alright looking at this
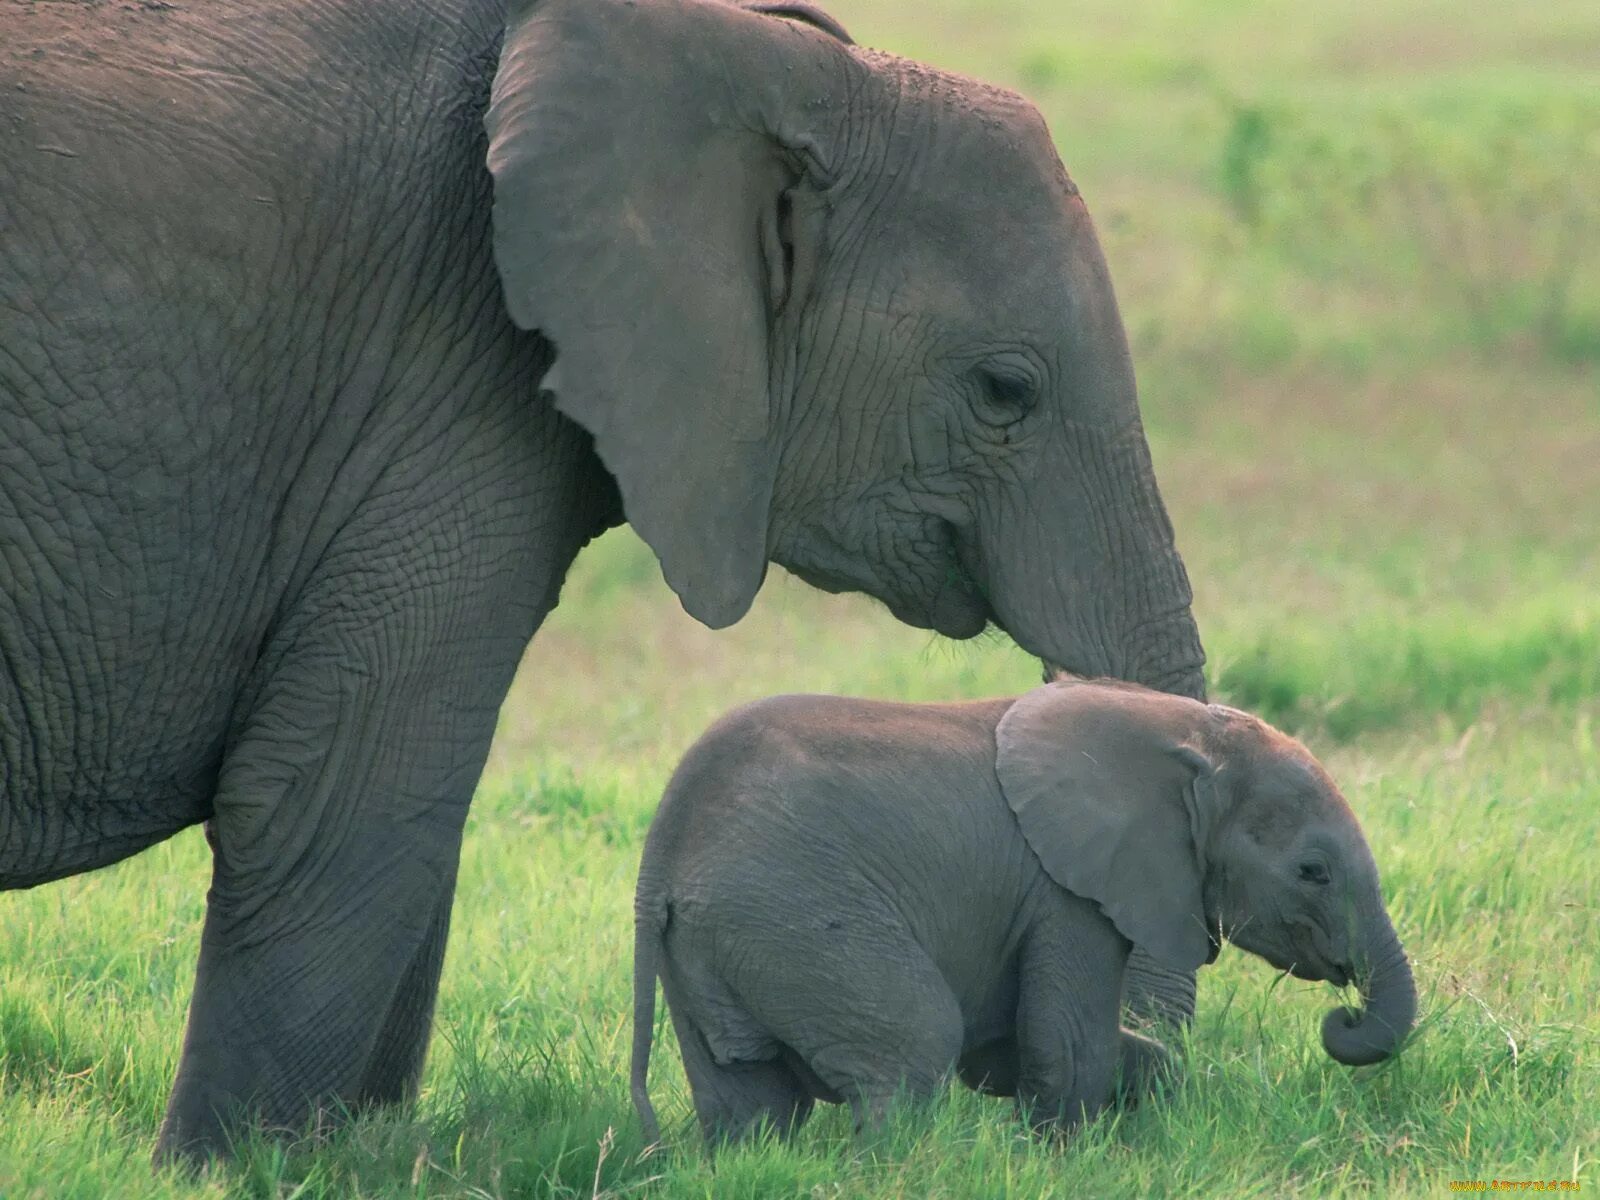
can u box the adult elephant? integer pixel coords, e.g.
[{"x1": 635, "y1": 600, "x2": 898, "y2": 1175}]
[{"x1": 0, "y1": 0, "x2": 1206, "y2": 1164}]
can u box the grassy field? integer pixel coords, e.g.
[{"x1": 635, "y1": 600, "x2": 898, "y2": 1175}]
[{"x1": 4, "y1": 0, "x2": 1598, "y2": 1195}]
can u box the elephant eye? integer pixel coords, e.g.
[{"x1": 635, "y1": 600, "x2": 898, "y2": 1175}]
[
  {"x1": 1297, "y1": 861, "x2": 1331, "y2": 886},
  {"x1": 974, "y1": 366, "x2": 1038, "y2": 424}
]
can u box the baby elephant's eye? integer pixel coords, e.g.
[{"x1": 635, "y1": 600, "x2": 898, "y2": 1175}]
[
  {"x1": 983, "y1": 370, "x2": 1035, "y2": 412},
  {"x1": 973, "y1": 363, "x2": 1040, "y2": 425},
  {"x1": 1298, "y1": 861, "x2": 1331, "y2": 885}
]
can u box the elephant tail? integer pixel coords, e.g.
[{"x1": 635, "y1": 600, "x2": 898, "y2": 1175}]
[{"x1": 631, "y1": 888, "x2": 667, "y2": 1146}]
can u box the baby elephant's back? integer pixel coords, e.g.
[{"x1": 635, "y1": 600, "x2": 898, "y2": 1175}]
[{"x1": 640, "y1": 693, "x2": 1033, "y2": 933}]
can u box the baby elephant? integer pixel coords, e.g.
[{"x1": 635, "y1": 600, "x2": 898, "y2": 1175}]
[{"x1": 630, "y1": 679, "x2": 1415, "y2": 1145}]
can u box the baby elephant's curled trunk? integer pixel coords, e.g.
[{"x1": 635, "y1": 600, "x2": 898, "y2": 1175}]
[{"x1": 1320, "y1": 911, "x2": 1416, "y2": 1066}]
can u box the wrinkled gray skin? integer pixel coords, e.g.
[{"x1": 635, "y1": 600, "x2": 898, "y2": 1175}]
[
  {"x1": 633, "y1": 680, "x2": 1415, "y2": 1145},
  {"x1": 1, "y1": 0, "x2": 1204, "y2": 1163}
]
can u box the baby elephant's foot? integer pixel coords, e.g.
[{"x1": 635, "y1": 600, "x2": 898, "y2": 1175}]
[{"x1": 1115, "y1": 1029, "x2": 1178, "y2": 1106}]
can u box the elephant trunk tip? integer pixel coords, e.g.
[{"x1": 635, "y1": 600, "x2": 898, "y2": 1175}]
[
  {"x1": 1319, "y1": 1003, "x2": 1411, "y2": 1066},
  {"x1": 1319, "y1": 908, "x2": 1416, "y2": 1066}
]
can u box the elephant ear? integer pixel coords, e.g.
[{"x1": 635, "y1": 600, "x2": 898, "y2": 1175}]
[
  {"x1": 995, "y1": 680, "x2": 1221, "y2": 971},
  {"x1": 486, "y1": 0, "x2": 846, "y2": 627},
  {"x1": 739, "y1": 1, "x2": 854, "y2": 44}
]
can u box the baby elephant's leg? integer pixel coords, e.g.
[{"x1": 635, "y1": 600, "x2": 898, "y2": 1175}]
[
  {"x1": 837, "y1": 977, "x2": 964, "y2": 1136},
  {"x1": 1013, "y1": 894, "x2": 1127, "y2": 1134},
  {"x1": 725, "y1": 921, "x2": 965, "y2": 1137},
  {"x1": 667, "y1": 1003, "x2": 814, "y2": 1146}
]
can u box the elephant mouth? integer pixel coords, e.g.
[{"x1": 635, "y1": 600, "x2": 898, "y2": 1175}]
[
  {"x1": 1288, "y1": 959, "x2": 1351, "y2": 988},
  {"x1": 884, "y1": 586, "x2": 990, "y2": 640},
  {"x1": 1251, "y1": 934, "x2": 1351, "y2": 987},
  {"x1": 1268, "y1": 918, "x2": 1351, "y2": 986},
  {"x1": 884, "y1": 521, "x2": 993, "y2": 639},
  {"x1": 918, "y1": 523, "x2": 994, "y2": 639},
  {"x1": 782, "y1": 557, "x2": 993, "y2": 640},
  {"x1": 926, "y1": 573, "x2": 992, "y2": 639}
]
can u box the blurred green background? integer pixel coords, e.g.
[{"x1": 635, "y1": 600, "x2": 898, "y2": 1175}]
[{"x1": 2, "y1": 1, "x2": 1596, "y2": 1196}]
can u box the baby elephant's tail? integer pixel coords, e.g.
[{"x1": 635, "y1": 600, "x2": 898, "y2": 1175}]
[{"x1": 631, "y1": 888, "x2": 667, "y2": 1145}]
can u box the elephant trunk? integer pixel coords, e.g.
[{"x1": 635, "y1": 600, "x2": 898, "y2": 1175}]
[
  {"x1": 1039, "y1": 606, "x2": 1204, "y2": 701},
  {"x1": 1004, "y1": 426, "x2": 1207, "y2": 702},
  {"x1": 1124, "y1": 607, "x2": 1207, "y2": 701},
  {"x1": 1320, "y1": 909, "x2": 1416, "y2": 1066},
  {"x1": 977, "y1": 188, "x2": 1206, "y2": 703},
  {"x1": 1112, "y1": 432, "x2": 1206, "y2": 701}
]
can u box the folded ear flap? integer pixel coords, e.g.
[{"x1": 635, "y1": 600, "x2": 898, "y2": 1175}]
[
  {"x1": 486, "y1": 0, "x2": 844, "y2": 627},
  {"x1": 995, "y1": 681, "x2": 1220, "y2": 971},
  {"x1": 740, "y1": 1, "x2": 854, "y2": 43}
]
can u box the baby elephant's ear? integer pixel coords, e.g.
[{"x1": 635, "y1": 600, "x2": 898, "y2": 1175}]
[{"x1": 995, "y1": 681, "x2": 1219, "y2": 971}]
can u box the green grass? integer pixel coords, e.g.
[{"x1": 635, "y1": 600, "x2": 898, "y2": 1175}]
[
  {"x1": 1213, "y1": 591, "x2": 1600, "y2": 739},
  {"x1": 4, "y1": 0, "x2": 1599, "y2": 1194},
  {"x1": 3, "y1": 713, "x2": 1596, "y2": 1197}
]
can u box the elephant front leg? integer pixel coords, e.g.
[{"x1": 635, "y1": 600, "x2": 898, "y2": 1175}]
[
  {"x1": 353, "y1": 886, "x2": 458, "y2": 1105},
  {"x1": 1012, "y1": 895, "x2": 1125, "y2": 1134},
  {"x1": 154, "y1": 568, "x2": 531, "y2": 1163}
]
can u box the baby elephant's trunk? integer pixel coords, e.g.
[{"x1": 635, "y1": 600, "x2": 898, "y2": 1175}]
[{"x1": 1320, "y1": 908, "x2": 1416, "y2": 1066}]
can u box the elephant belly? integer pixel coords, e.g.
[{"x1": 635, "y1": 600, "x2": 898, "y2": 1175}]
[
  {"x1": 0, "y1": 588, "x2": 235, "y2": 889},
  {"x1": 0, "y1": 424, "x2": 261, "y2": 888}
]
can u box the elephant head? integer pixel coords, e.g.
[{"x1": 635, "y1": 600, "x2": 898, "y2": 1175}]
[
  {"x1": 995, "y1": 680, "x2": 1417, "y2": 1066},
  {"x1": 485, "y1": 0, "x2": 1205, "y2": 697}
]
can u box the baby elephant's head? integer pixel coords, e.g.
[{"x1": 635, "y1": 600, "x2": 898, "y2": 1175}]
[{"x1": 996, "y1": 680, "x2": 1416, "y2": 1066}]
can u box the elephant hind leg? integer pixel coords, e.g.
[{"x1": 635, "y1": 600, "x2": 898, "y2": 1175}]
[
  {"x1": 725, "y1": 926, "x2": 965, "y2": 1136},
  {"x1": 841, "y1": 992, "x2": 964, "y2": 1137},
  {"x1": 668, "y1": 1005, "x2": 814, "y2": 1147}
]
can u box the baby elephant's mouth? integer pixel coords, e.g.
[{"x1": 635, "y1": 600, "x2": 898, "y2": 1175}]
[
  {"x1": 1271, "y1": 919, "x2": 1353, "y2": 987},
  {"x1": 1322, "y1": 961, "x2": 1353, "y2": 988},
  {"x1": 1287, "y1": 957, "x2": 1351, "y2": 988},
  {"x1": 1257, "y1": 938, "x2": 1351, "y2": 987}
]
